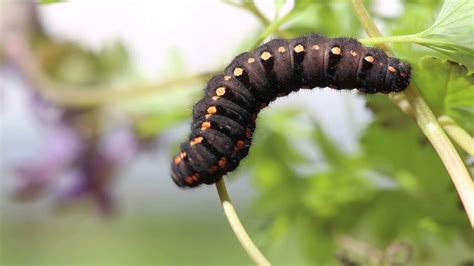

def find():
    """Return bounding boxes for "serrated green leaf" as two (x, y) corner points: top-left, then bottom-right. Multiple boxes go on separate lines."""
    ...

(416, 0), (474, 73)
(412, 56), (474, 134)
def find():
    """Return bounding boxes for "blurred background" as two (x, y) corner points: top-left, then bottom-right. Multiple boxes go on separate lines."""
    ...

(1, 0), (472, 265)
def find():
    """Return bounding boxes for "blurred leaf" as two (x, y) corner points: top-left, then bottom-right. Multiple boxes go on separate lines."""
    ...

(362, 119), (450, 192)
(159, 49), (187, 80)
(412, 57), (474, 134)
(274, 0), (286, 18)
(296, 215), (337, 263)
(360, 116), (471, 236)
(303, 171), (374, 218)
(38, 0), (64, 4)
(311, 122), (348, 167)
(36, 40), (133, 87)
(128, 86), (202, 137)
(98, 41), (130, 76)
(285, 2), (360, 37)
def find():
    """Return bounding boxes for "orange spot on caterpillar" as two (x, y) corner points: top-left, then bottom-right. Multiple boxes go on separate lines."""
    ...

(331, 47), (342, 55)
(201, 122), (211, 130)
(260, 51), (272, 61)
(246, 128), (253, 138)
(207, 106), (217, 114)
(311, 44), (320, 50)
(364, 56), (375, 63)
(184, 174), (199, 184)
(294, 44), (305, 53)
(174, 152), (187, 164)
(388, 66), (396, 73)
(236, 140), (245, 150)
(190, 136), (203, 146)
(247, 58), (255, 64)
(233, 67), (244, 76)
(224, 75), (231, 81)
(185, 176), (194, 184)
(209, 165), (218, 173)
(218, 158), (227, 168)
(278, 46), (286, 53)
(216, 87), (226, 96)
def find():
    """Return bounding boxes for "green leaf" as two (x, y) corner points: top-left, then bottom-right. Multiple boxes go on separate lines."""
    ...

(38, 0), (64, 4)
(359, 117), (471, 245)
(159, 49), (187, 80)
(416, 0), (474, 73)
(412, 57), (474, 134)
(98, 41), (130, 75)
(126, 86), (202, 137)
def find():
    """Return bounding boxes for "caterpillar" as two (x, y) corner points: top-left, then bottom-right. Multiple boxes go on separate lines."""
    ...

(171, 34), (411, 187)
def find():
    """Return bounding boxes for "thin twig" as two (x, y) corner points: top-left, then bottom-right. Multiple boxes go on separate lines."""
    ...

(350, 0), (474, 227)
(215, 179), (271, 266)
(13, 43), (214, 108)
(438, 115), (474, 157)
(221, 0), (270, 26)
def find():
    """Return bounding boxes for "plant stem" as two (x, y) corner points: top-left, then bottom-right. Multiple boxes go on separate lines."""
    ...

(438, 115), (474, 157)
(251, 8), (298, 49)
(15, 44), (214, 108)
(359, 35), (433, 46)
(216, 179), (271, 266)
(221, 0), (270, 26)
(351, 0), (474, 227)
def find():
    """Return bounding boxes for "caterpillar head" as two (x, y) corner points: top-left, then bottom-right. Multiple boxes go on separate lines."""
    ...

(385, 57), (411, 92)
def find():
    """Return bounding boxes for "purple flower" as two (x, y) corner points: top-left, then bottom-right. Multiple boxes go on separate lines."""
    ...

(14, 125), (82, 200)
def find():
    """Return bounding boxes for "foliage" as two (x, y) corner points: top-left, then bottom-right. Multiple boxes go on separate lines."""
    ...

(232, 0), (473, 264)
(6, 0), (473, 265)
(362, 0), (474, 74)
(413, 57), (474, 134)
(415, 0), (474, 73)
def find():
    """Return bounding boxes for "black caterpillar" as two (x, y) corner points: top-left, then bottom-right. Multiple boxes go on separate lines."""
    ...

(171, 34), (411, 187)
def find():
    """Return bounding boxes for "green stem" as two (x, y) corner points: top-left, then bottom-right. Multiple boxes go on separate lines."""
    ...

(216, 179), (271, 266)
(351, 0), (474, 227)
(250, 3), (307, 49)
(438, 115), (474, 157)
(221, 0), (270, 26)
(16, 41), (214, 108)
(359, 35), (433, 46)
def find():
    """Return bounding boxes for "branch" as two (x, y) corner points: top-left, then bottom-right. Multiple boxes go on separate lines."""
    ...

(350, 0), (474, 227)
(12, 41), (214, 108)
(438, 115), (474, 157)
(221, 0), (270, 26)
(215, 179), (271, 266)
